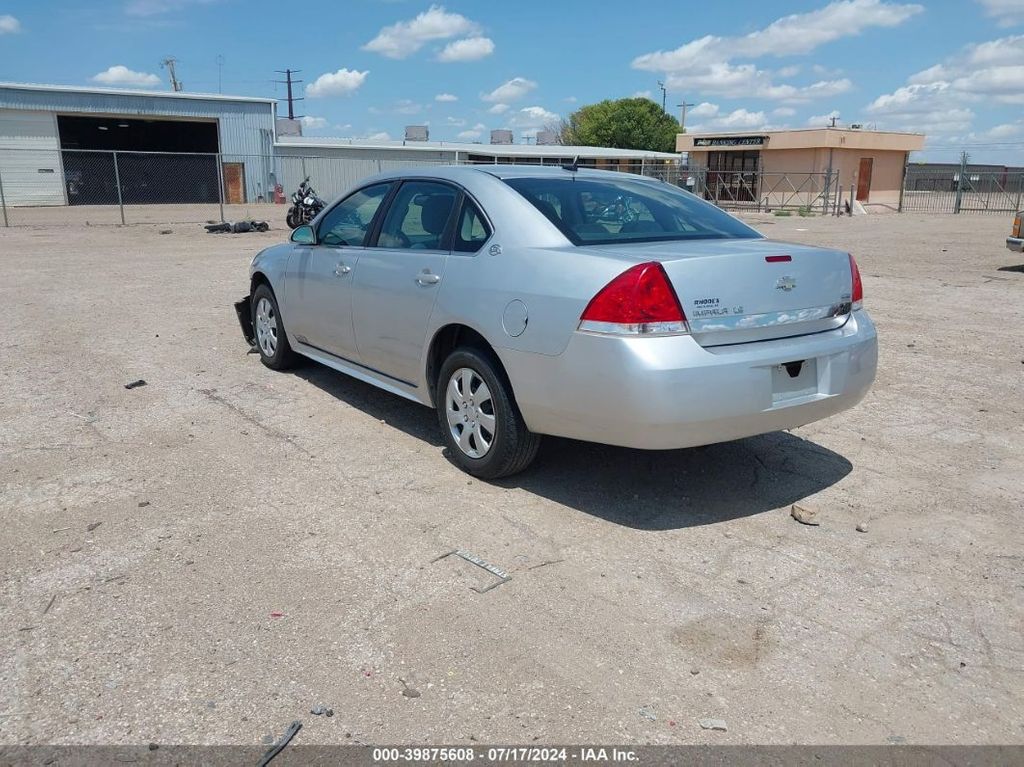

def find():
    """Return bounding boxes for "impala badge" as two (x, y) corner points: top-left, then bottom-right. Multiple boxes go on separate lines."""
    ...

(775, 276), (797, 292)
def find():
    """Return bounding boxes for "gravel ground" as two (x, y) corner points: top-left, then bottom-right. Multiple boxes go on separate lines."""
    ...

(1, 212), (1022, 746)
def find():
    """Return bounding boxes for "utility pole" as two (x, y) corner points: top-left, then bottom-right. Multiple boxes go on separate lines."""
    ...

(829, 115), (839, 128)
(216, 54), (224, 94)
(274, 69), (304, 120)
(657, 80), (667, 112)
(677, 100), (695, 131)
(160, 57), (183, 92)
(954, 150), (969, 214)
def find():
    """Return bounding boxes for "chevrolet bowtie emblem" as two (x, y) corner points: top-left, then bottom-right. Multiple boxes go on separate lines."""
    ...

(775, 276), (797, 292)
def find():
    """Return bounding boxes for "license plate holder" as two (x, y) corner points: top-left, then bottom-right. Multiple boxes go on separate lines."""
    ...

(771, 358), (818, 404)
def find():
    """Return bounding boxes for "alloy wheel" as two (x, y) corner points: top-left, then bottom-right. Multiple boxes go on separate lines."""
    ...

(445, 367), (496, 458)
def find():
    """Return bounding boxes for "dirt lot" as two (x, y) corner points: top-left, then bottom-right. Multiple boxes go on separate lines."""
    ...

(1, 211), (1022, 746)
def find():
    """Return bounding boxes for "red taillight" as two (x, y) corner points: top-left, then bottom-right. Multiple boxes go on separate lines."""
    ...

(850, 254), (863, 310)
(579, 262), (688, 335)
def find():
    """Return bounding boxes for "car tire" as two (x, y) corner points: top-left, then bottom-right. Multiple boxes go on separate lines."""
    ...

(436, 347), (541, 479)
(251, 284), (299, 370)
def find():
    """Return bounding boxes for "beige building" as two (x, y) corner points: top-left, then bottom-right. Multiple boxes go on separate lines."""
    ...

(678, 128), (925, 210)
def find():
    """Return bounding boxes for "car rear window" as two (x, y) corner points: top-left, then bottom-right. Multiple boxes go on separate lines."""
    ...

(504, 175), (760, 245)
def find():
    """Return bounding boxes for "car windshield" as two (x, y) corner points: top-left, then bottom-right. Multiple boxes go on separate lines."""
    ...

(504, 175), (761, 245)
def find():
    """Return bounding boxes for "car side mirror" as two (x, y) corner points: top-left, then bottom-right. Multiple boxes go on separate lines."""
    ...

(290, 224), (315, 245)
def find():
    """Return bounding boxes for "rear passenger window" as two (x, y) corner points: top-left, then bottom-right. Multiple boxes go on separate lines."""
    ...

(454, 199), (492, 253)
(375, 181), (457, 250)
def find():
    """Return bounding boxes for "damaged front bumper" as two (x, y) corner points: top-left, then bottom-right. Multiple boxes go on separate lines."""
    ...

(234, 295), (255, 346)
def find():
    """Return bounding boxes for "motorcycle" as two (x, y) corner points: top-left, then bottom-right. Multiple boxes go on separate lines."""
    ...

(285, 177), (326, 229)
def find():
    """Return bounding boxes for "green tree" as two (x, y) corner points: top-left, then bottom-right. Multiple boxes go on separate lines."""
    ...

(556, 98), (681, 153)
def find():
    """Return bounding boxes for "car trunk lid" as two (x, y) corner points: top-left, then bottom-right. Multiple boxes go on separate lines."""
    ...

(592, 238), (855, 347)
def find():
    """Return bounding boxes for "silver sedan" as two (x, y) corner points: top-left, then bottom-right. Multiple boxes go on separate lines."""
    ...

(235, 166), (877, 478)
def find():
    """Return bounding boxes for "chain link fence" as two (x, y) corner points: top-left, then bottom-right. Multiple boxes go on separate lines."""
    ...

(901, 166), (1024, 214)
(4, 147), (1019, 228)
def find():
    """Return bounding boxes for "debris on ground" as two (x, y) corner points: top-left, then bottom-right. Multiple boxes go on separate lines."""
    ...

(270, 612), (285, 619)
(258, 720), (302, 767)
(310, 705), (333, 717)
(138, 501), (151, 508)
(790, 503), (820, 526)
(204, 221), (270, 234)
(43, 594), (57, 615)
(433, 548), (512, 593)
(124, 379), (147, 390)
(698, 718), (728, 731)
(856, 523), (869, 533)
(399, 678), (421, 699)
(86, 522), (103, 532)
(638, 705), (657, 721)
(159, 229), (172, 235)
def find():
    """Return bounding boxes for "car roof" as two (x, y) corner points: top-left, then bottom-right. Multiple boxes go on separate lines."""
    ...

(365, 164), (656, 184)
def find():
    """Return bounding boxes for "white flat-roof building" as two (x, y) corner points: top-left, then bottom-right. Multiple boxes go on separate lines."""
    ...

(273, 136), (681, 201)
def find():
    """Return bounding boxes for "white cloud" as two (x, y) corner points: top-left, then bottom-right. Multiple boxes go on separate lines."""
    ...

(0, 14), (21, 34)
(633, 0), (920, 101)
(394, 99), (422, 115)
(300, 116), (328, 130)
(689, 102), (720, 119)
(482, 77), (537, 103)
(488, 103), (510, 115)
(985, 122), (1023, 137)
(564, 96), (577, 103)
(632, 90), (653, 99)
(903, 35), (1024, 104)
(866, 82), (975, 134)
(975, 0), (1024, 26)
(716, 108), (767, 128)
(807, 109), (841, 126)
(687, 108), (770, 133)
(435, 93), (458, 102)
(306, 68), (369, 98)
(363, 4), (479, 59)
(437, 36), (494, 62)
(446, 116), (467, 127)
(457, 129), (483, 140)
(867, 34), (1024, 137)
(773, 107), (797, 117)
(91, 65), (162, 87)
(509, 106), (559, 128)
(365, 131), (391, 141)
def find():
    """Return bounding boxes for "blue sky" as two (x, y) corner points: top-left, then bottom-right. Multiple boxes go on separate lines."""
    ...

(2, 0), (1024, 162)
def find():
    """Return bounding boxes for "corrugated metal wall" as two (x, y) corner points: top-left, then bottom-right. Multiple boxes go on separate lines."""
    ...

(0, 87), (276, 203)
(274, 146), (457, 202)
(0, 110), (65, 205)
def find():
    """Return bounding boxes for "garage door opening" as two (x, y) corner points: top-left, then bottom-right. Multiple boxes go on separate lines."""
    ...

(57, 115), (221, 205)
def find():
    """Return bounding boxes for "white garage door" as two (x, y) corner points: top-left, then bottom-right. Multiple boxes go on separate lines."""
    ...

(0, 110), (65, 206)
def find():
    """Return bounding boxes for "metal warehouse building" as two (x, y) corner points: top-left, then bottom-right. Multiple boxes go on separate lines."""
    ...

(0, 82), (682, 213)
(0, 83), (276, 207)
(274, 135), (681, 203)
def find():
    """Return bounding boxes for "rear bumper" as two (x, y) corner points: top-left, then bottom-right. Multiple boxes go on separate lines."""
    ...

(234, 296), (255, 346)
(502, 312), (878, 450)
(1006, 237), (1023, 253)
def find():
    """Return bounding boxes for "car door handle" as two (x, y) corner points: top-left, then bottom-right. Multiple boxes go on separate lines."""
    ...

(415, 272), (441, 286)
(334, 263), (351, 276)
